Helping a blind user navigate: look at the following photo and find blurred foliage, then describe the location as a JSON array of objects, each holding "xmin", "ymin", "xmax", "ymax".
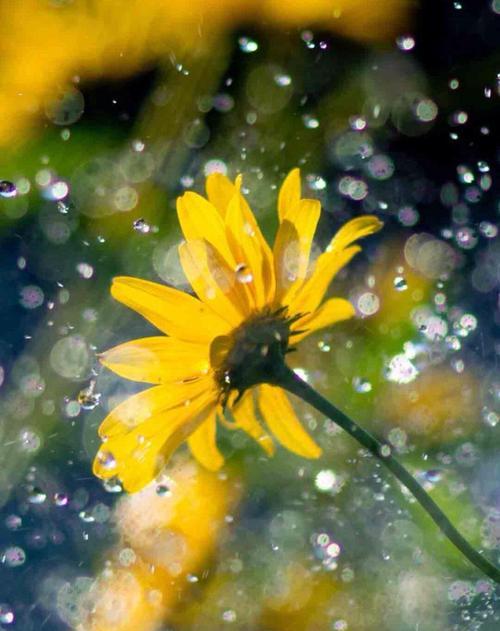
[{"xmin": 0, "ymin": 0, "xmax": 499, "ymax": 629}]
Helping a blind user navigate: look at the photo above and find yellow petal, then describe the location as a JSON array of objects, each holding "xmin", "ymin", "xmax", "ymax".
[
  {"xmin": 187, "ymin": 410, "xmax": 224, "ymax": 471},
  {"xmin": 100, "ymin": 336, "xmax": 209, "ymax": 384},
  {"xmin": 288, "ymin": 245, "xmax": 361, "ymax": 316},
  {"xmin": 274, "ymin": 198, "xmax": 321, "ymax": 305},
  {"xmin": 206, "ymin": 172, "xmax": 236, "ymax": 217},
  {"xmin": 258, "ymin": 385, "xmax": 321, "ymax": 458},
  {"xmin": 231, "ymin": 390, "xmax": 275, "ymax": 456},
  {"xmin": 288, "ymin": 215, "xmax": 382, "ymax": 315},
  {"xmin": 225, "ymin": 186, "xmax": 276, "ymax": 306},
  {"xmin": 177, "ymin": 192, "xmax": 234, "ymax": 264},
  {"xmin": 179, "ymin": 239, "xmax": 250, "ymax": 324},
  {"xmin": 225, "ymin": 192, "xmax": 268, "ymax": 310},
  {"xmin": 111, "ymin": 276, "xmax": 230, "ymax": 343},
  {"xmin": 98, "ymin": 378, "xmax": 212, "ymax": 438},
  {"xmin": 290, "ymin": 298, "xmax": 355, "ymax": 343},
  {"xmin": 94, "ymin": 392, "xmax": 217, "ymax": 493},
  {"xmin": 278, "ymin": 168, "xmax": 301, "ymax": 221},
  {"xmin": 329, "ymin": 215, "xmax": 383, "ymax": 251}
]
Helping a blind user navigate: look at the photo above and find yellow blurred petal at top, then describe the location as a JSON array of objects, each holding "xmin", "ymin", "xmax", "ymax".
[
  {"xmin": 0, "ymin": 0, "xmax": 411, "ymax": 145},
  {"xmin": 94, "ymin": 168, "xmax": 382, "ymax": 492}
]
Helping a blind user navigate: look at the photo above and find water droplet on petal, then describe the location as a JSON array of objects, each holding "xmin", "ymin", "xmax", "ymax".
[
  {"xmin": 156, "ymin": 484, "xmax": 171, "ymax": 497},
  {"xmin": 97, "ymin": 450, "xmax": 116, "ymax": 471},
  {"xmin": 235, "ymin": 263, "xmax": 253, "ymax": 284}
]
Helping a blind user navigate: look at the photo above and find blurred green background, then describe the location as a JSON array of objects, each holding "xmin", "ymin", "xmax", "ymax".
[{"xmin": 0, "ymin": 1, "xmax": 498, "ymax": 629}]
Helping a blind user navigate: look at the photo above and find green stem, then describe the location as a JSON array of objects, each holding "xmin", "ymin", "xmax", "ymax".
[{"xmin": 274, "ymin": 364, "xmax": 500, "ymax": 583}]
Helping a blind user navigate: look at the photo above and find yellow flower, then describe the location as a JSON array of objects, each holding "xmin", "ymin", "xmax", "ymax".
[{"xmin": 93, "ymin": 169, "xmax": 382, "ymax": 492}]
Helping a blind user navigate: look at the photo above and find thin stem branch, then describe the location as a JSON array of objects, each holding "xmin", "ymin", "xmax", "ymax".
[{"xmin": 274, "ymin": 364, "xmax": 500, "ymax": 583}]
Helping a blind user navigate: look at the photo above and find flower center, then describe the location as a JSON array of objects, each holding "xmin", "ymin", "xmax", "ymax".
[{"xmin": 211, "ymin": 309, "xmax": 296, "ymax": 399}]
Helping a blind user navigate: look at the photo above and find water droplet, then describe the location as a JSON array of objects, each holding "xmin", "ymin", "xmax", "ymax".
[
  {"xmin": 45, "ymin": 87, "xmax": 84, "ymax": 125},
  {"xmin": 414, "ymin": 98, "xmax": 438, "ymax": 122},
  {"xmin": 133, "ymin": 217, "xmax": 151, "ymax": 233},
  {"xmin": 103, "ymin": 478, "xmax": 122, "ymax": 493},
  {"xmin": 235, "ymin": 263, "xmax": 253, "ymax": 284},
  {"xmin": 1, "ymin": 546, "xmax": 26, "ymax": 567},
  {"xmin": 274, "ymin": 73, "xmax": 292, "ymax": 87},
  {"xmin": 0, "ymin": 604, "xmax": 14, "ymax": 624},
  {"xmin": 455, "ymin": 227, "xmax": 478, "ymax": 250},
  {"xmin": 238, "ymin": 37, "xmax": 258, "ymax": 53},
  {"xmin": 479, "ymin": 221, "xmax": 497, "ymax": 238},
  {"xmin": 222, "ymin": 609, "xmax": 237, "ymax": 622},
  {"xmin": 393, "ymin": 275, "xmax": 408, "ymax": 291},
  {"xmin": 18, "ymin": 428, "xmax": 42, "ymax": 452},
  {"xmin": 385, "ymin": 354, "xmax": 418, "ymax": 384},
  {"xmin": 5, "ymin": 515, "xmax": 22, "ymax": 530},
  {"xmin": 458, "ymin": 313, "xmax": 477, "ymax": 333},
  {"xmin": 352, "ymin": 377, "xmax": 372, "ymax": 393},
  {"xmin": 97, "ymin": 451, "xmax": 116, "ymax": 470},
  {"xmin": 451, "ymin": 110, "xmax": 468, "ymax": 125},
  {"xmin": 78, "ymin": 510, "xmax": 95, "ymax": 523},
  {"xmin": 302, "ymin": 114, "xmax": 319, "ymax": 129},
  {"xmin": 356, "ymin": 292, "xmax": 380, "ymax": 316},
  {"xmin": 54, "ymin": 492, "xmax": 69, "ymax": 507},
  {"xmin": 28, "ymin": 487, "xmax": 47, "ymax": 504},
  {"xmin": 379, "ymin": 444, "xmax": 391, "ymax": 457},
  {"xmin": 0, "ymin": 181, "xmax": 17, "ymax": 198},
  {"xmin": 76, "ymin": 262, "xmax": 94, "ymax": 279},
  {"xmin": 156, "ymin": 484, "xmax": 171, "ymax": 497},
  {"xmin": 77, "ymin": 382, "xmax": 101, "ymax": 410},
  {"xmin": 396, "ymin": 34, "xmax": 415, "ymax": 51},
  {"xmin": 118, "ymin": 547, "xmax": 136, "ymax": 566}
]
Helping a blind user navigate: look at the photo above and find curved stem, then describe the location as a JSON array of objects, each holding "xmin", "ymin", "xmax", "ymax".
[{"xmin": 274, "ymin": 364, "xmax": 500, "ymax": 583}]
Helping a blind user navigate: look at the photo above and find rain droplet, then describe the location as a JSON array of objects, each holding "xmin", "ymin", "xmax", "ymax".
[
  {"xmin": 0, "ymin": 604, "xmax": 14, "ymax": 624},
  {"xmin": 5, "ymin": 515, "xmax": 22, "ymax": 530},
  {"xmin": 302, "ymin": 114, "xmax": 319, "ymax": 129},
  {"xmin": 156, "ymin": 484, "xmax": 170, "ymax": 497},
  {"xmin": 1, "ymin": 546, "xmax": 26, "ymax": 567},
  {"xmin": 77, "ymin": 383, "xmax": 101, "ymax": 410},
  {"xmin": 0, "ymin": 181, "xmax": 17, "ymax": 198},
  {"xmin": 76, "ymin": 262, "xmax": 94, "ymax": 279},
  {"xmin": 385, "ymin": 354, "xmax": 418, "ymax": 384},
  {"xmin": 356, "ymin": 292, "xmax": 380, "ymax": 316},
  {"xmin": 396, "ymin": 34, "xmax": 415, "ymax": 51},
  {"xmin": 97, "ymin": 451, "xmax": 116, "ymax": 470},
  {"xmin": 393, "ymin": 275, "xmax": 408, "ymax": 291},
  {"xmin": 27, "ymin": 487, "xmax": 47, "ymax": 504},
  {"xmin": 238, "ymin": 37, "xmax": 258, "ymax": 53},
  {"xmin": 235, "ymin": 263, "xmax": 253, "ymax": 284},
  {"xmin": 352, "ymin": 377, "xmax": 372, "ymax": 393},
  {"xmin": 54, "ymin": 493, "xmax": 69, "ymax": 507},
  {"xmin": 479, "ymin": 221, "xmax": 497, "ymax": 238},
  {"xmin": 222, "ymin": 609, "xmax": 237, "ymax": 622},
  {"xmin": 133, "ymin": 218, "xmax": 151, "ymax": 233}
]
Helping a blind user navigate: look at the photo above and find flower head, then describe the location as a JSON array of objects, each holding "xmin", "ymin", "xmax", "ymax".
[{"xmin": 94, "ymin": 169, "xmax": 382, "ymax": 491}]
